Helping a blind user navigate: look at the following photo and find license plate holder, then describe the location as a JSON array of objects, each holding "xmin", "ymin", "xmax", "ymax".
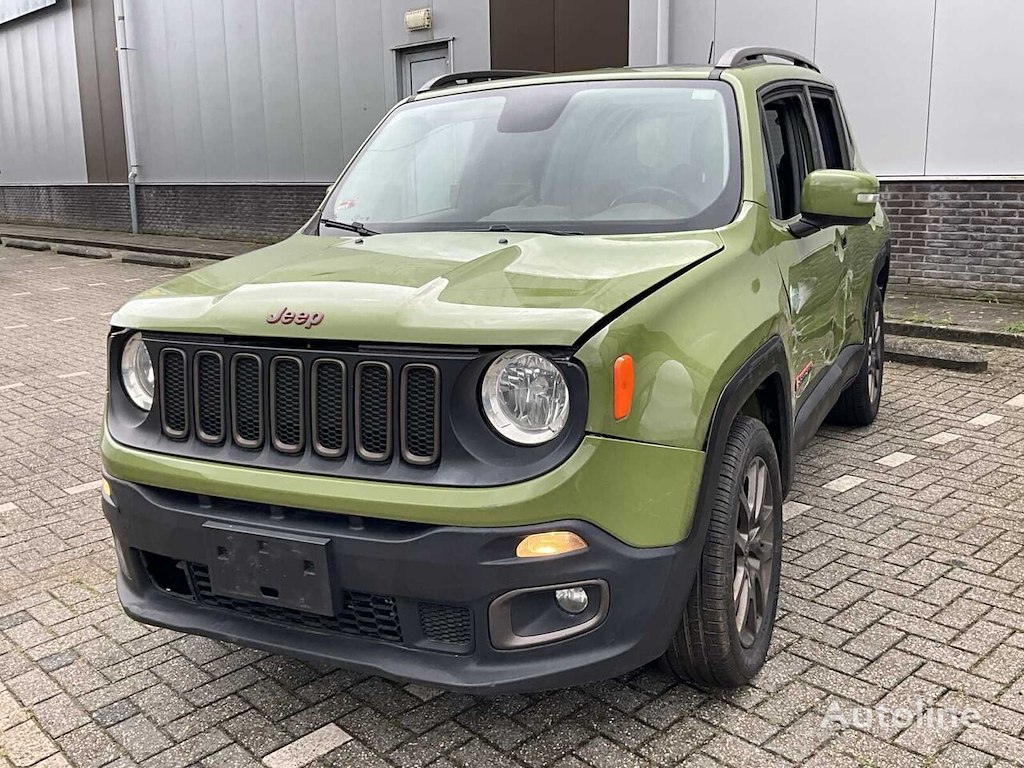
[{"xmin": 202, "ymin": 522, "xmax": 334, "ymax": 616}]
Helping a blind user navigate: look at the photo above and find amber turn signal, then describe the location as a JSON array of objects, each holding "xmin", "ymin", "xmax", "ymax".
[
  {"xmin": 516, "ymin": 531, "xmax": 588, "ymax": 558},
  {"xmin": 101, "ymin": 478, "xmax": 111, "ymax": 498},
  {"xmin": 613, "ymin": 354, "xmax": 634, "ymax": 420}
]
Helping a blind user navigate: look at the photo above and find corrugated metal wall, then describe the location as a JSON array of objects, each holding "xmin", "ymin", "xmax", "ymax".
[
  {"xmin": 0, "ymin": 1, "xmax": 87, "ymax": 182},
  {"xmin": 123, "ymin": 0, "xmax": 489, "ymax": 184},
  {"xmin": 630, "ymin": 0, "xmax": 1024, "ymax": 177}
]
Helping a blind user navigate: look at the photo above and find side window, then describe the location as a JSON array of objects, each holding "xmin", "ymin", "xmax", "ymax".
[
  {"xmin": 810, "ymin": 92, "xmax": 852, "ymax": 170},
  {"xmin": 762, "ymin": 94, "xmax": 815, "ymax": 220}
]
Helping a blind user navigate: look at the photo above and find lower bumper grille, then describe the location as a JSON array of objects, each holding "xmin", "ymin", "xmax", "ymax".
[
  {"xmin": 136, "ymin": 552, "xmax": 475, "ymax": 652},
  {"xmin": 189, "ymin": 563, "xmax": 403, "ymax": 643}
]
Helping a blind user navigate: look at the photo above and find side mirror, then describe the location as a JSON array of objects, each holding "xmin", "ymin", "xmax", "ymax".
[{"xmin": 789, "ymin": 169, "xmax": 879, "ymax": 238}]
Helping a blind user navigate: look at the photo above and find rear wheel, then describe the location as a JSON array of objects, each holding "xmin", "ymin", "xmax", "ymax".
[
  {"xmin": 663, "ymin": 416, "xmax": 783, "ymax": 687},
  {"xmin": 829, "ymin": 284, "xmax": 883, "ymax": 426}
]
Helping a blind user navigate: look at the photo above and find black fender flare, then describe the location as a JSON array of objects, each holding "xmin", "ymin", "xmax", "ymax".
[{"xmin": 685, "ymin": 336, "xmax": 793, "ymax": 550}]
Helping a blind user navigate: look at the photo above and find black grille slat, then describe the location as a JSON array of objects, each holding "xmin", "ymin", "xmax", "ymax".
[
  {"xmin": 355, "ymin": 362, "xmax": 392, "ymax": 461},
  {"xmin": 312, "ymin": 360, "xmax": 346, "ymax": 458},
  {"xmin": 418, "ymin": 603, "xmax": 472, "ymax": 646},
  {"xmin": 159, "ymin": 349, "xmax": 188, "ymax": 438},
  {"xmin": 194, "ymin": 352, "xmax": 225, "ymax": 443},
  {"xmin": 188, "ymin": 563, "xmax": 402, "ymax": 643},
  {"xmin": 271, "ymin": 357, "xmax": 304, "ymax": 453},
  {"xmin": 231, "ymin": 354, "xmax": 263, "ymax": 448},
  {"xmin": 401, "ymin": 364, "xmax": 440, "ymax": 465}
]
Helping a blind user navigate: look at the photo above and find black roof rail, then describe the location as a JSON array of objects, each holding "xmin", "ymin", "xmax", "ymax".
[
  {"xmin": 715, "ymin": 46, "xmax": 819, "ymax": 73},
  {"xmin": 417, "ymin": 70, "xmax": 544, "ymax": 93}
]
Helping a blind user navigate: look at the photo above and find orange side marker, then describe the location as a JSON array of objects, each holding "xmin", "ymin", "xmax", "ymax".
[{"xmin": 613, "ymin": 354, "xmax": 634, "ymax": 420}]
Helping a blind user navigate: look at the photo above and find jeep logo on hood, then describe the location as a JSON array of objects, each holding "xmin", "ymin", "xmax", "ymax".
[{"xmin": 266, "ymin": 307, "xmax": 324, "ymax": 329}]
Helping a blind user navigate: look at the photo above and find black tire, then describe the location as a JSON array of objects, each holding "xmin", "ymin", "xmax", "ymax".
[
  {"xmin": 663, "ymin": 416, "xmax": 783, "ymax": 688},
  {"xmin": 828, "ymin": 284, "xmax": 884, "ymax": 426}
]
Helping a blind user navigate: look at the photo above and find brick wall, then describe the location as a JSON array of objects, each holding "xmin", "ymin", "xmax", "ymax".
[
  {"xmin": 2, "ymin": 181, "xmax": 1023, "ymax": 298},
  {"xmin": 880, "ymin": 180, "xmax": 1024, "ymax": 299},
  {"xmin": 0, "ymin": 184, "xmax": 326, "ymax": 243}
]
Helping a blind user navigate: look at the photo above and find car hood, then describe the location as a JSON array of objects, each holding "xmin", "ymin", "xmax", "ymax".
[{"xmin": 113, "ymin": 231, "xmax": 723, "ymax": 347}]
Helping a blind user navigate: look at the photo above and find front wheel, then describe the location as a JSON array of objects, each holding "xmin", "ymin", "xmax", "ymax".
[
  {"xmin": 828, "ymin": 284, "xmax": 884, "ymax": 426},
  {"xmin": 663, "ymin": 416, "xmax": 783, "ymax": 688}
]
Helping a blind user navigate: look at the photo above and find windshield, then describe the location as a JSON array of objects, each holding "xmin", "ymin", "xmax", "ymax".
[{"xmin": 323, "ymin": 80, "xmax": 741, "ymax": 236}]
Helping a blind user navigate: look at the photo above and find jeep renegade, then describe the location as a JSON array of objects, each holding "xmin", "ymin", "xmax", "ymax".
[{"xmin": 102, "ymin": 47, "xmax": 890, "ymax": 692}]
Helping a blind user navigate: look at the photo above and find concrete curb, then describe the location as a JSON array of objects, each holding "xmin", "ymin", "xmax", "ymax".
[
  {"xmin": 0, "ymin": 229, "xmax": 249, "ymax": 261},
  {"xmin": 55, "ymin": 243, "xmax": 112, "ymax": 260},
  {"xmin": 1, "ymin": 236, "xmax": 50, "ymax": 251},
  {"xmin": 885, "ymin": 320, "xmax": 1024, "ymax": 350},
  {"xmin": 885, "ymin": 346, "xmax": 988, "ymax": 373},
  {"xmin": 117, "ymin": 251, "xmax": 191, "ymax": 269}
]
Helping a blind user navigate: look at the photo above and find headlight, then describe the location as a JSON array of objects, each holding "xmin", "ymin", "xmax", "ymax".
[
  {"xmin": 481, "ymin": 350, "xmax": 570, "ymax": 445},
  {"xmin": 120, "ymin": 332, "xmax": 154, "ymax": 411}
]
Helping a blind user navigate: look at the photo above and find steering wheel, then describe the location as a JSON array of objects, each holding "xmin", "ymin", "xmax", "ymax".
[{"xmin": 609, "ymin": 186, "xmax": 696, "ymax": 212}]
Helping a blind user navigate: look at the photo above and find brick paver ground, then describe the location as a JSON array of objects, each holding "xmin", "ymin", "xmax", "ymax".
[{"xmin": 2, "ymin": 244, "xmax": 1024, "ymax": 768}]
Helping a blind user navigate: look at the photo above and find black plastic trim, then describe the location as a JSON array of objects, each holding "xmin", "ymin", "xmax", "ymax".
[
  {"xmin": 354, "ymin": 361, "xmax": 393, "ymax": 462},
  {"xmin": 193, "ymin": 350, "xmax": 225, "ymax": 445},
  {"xmin": 158, "ymin": 348, "xmax": 189, "ymax": 440},
  {"xmin": 311, "ymin": 359, "xmax": 347, "ymax": 459},
  {"xmin": 793, "ymin": 344, "xmax": 864, "ymax": 451},
  {"xmin": 102, "ymin": 475, "xmax": 701, "ymax": 693},
  {"xmin": 230, "ymin": 353, "xmax": 264, "ymax": 450},
  {"xmin": 400, "ymin": 363, "xmax": 441, "ymax": 466},
  {"xmin": 269, "ymin": 356, "xmax": 305, "ymax": 455},
  {"xmin": 698, "ymin": 336, "xmax": 794, "ymax": 501}
]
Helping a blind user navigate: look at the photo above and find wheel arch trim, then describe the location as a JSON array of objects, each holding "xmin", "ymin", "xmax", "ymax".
[{"xmin": 690, "ymin": 336, "xmax": 793, "ymax": 548}]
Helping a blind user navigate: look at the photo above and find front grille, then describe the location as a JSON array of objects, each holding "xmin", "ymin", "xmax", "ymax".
[
  {"xmin": 270, "ymin": 357, "xmax": 304, "ymax": 453},
  {"xmin": 194, "ymin": 352, "xmax": 224, "ymax": 443},
  {"xmin": 401, "ymin": 365, "xmax": 440, "ymax": 465},
  {"xmin": 155, "ymin": 344, "xmax": 443, "ymax": 470},
  {"xmin": 312, "ymin": 360, "xmax": 346, "ymax": 457},
  {"xmin": 189, "ymin": 563, "xmax": 403, "ymax": 643},
  {"xmin": 418, "ymin": 603, "xmax": 472, "ymax": 646},
  {"xmin": 159, "ymin": 349, "xmax": 188, "ymax": 438},
  {"xmin": 231, "ymin": 354, "xmax": 263, "ymax": 448},
  {"xmin": 355, "ymin": 362, "xmax": 392, "ymax": 461}
]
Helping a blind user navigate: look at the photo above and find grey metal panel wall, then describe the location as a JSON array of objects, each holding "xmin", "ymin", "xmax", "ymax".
[
  {"xmin": 0, "ymin": 1, "xmax": 87, "ymax": 182},
  {"xmin": 124, "ymin": 0, "xmax": 390, "ymax": 183},
  {"xmin": 124, "ymin": 0, "xmax": 488, "ymax": 184},
  {"xmin": 815, "ymin": 0, "xmax": 934, "ymax": 176},
  {"xmin": 634, "ymin": 0, "xmax": 1024, "ymax": 177},
  {"xmin": 712, "ymin": 0, "xmax": 816, "ymax": 61},
  {"xmin": 927, "ymin": 0, "xmax": 1024, "ymax": 175}
]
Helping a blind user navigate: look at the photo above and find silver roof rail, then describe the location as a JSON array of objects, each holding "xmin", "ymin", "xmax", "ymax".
[
  {"xmin": 715, "ymin": 46, "xmax": 819, "ymax": 73},
  {"xmin": 418, "ymin": 70, "xmax": 544, "ymax": 94}
]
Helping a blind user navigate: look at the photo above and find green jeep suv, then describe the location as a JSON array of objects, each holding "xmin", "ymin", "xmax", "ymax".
[{"xmin": 102, "ymin": 47, "xmax": 890, "ymax": 692}]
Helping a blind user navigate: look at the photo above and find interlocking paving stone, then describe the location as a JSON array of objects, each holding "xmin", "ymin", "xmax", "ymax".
[{"xmin": 4, "ymin": 245, "xmax": 1024, "ymax": 766}]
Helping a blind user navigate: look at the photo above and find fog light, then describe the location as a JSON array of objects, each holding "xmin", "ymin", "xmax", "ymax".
[
  {"xmin": 516, "ymin": 531, "xmax": 587, "ymax": 558},
  {"xmin": 555, "ymin": 587, "xmax": 589, "ymax": 614},
  {"xmin": 101, "ymin": 478, "xmax": 111, "ymax": 498}
]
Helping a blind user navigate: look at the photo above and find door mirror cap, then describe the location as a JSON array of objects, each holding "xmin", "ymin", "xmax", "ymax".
[{"xmin": 789, "ymin": 169, "xmax": 880, "ymax": 238}]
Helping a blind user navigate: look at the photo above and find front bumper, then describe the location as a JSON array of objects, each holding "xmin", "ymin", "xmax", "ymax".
[{"xmin": 104, "ymin": 476, "xmax": 706, "ymax": 693}]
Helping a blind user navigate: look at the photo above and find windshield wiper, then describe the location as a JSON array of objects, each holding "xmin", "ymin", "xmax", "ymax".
[
  {"xmin": 485, "ymin": 224, "xmax": 583, "ymax": 236},
  {"xmin": 320, "ymin": 218, "xmax": 379, "ymax": 237}
]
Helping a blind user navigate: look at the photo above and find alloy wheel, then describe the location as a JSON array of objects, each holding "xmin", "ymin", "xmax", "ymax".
[
  {"xmin": 733, "ymin": 456, "xmax": 775, "ymax": 648},
  {"xmin": 866, "ymin": 305, "xmax": 883, "ymax": 405}
]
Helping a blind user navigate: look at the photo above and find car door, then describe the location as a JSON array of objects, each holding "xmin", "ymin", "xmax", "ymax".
[
  {"xmin": 761, "ymin": 87, "xmax": 845, "ymax": 407},
  {"xmin": 808, "ymin": 86, "xmax": 872, "ymax": 351}
]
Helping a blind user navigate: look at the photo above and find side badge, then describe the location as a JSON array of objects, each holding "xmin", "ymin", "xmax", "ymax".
[{"xmin": 794, "ymin": 361, "xmax": 813, "ymax": 393}]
